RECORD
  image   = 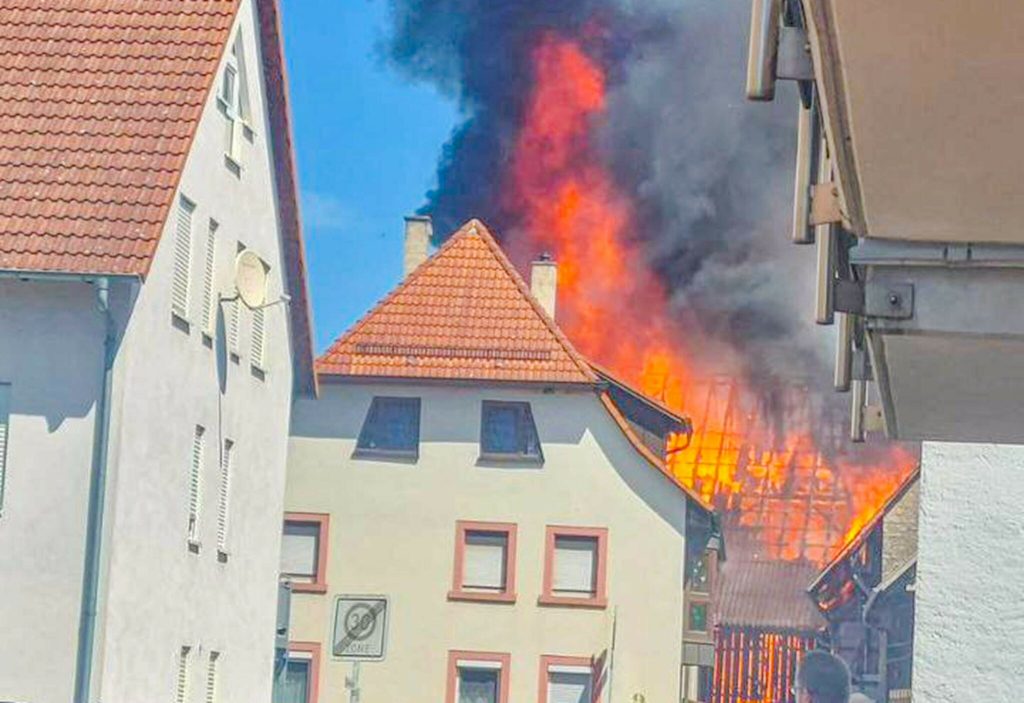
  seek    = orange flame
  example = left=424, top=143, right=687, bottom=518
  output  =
left=504, top=33, right=916, bottom=564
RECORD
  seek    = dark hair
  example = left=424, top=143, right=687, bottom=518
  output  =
left=797, top=650, right=851, bottom=703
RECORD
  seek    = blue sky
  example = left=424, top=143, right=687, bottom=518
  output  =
left=280, top=1, right=459, bottom=351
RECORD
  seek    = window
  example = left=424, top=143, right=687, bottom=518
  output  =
left=281, top=513, right=329, bottom=593
left=219, top=34, right=251, bottom=166
left=251, top=305, right=266, bottom=370
left=175, top=646, right=191, bottom=703
left=216, top=439, right=233, bottom=556
left=480, top=401, right=541, bottom=460
left=274, top=642, right=320, bottom=703
left=540, top=527, right=608, bottom=608
left=205, top=651, right=220, bottom=703
left=687, top=601, right=709, bottom=633
left=682, top=664, right=713, bottom=703
left=540, top=656, right=600, bottom=703
left=0, top=383, right=10, bottom=513
left=228, top=243, right=243, bottom=358
left=355, top=397, right=421, bottom=457
left=449, top=521, right=517, bottom=603
left=201, top=220, right=219, bottom=337
left=445, top=651, right=510, bottom=703
left=172, top=196, right=195, bottom=321
left=691, top=552, right=711, bottom=594
left=188, top=426, right=205, bottom=546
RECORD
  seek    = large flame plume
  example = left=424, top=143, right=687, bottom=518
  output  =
left=503, top=33, right=916, bottom=563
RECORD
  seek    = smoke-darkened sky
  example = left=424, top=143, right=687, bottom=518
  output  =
left=384, top=0, right=835, bottom=384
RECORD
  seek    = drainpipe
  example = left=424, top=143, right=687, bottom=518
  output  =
left=73, top=276, right=117, bottom=703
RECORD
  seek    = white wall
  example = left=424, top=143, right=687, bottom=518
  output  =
left=95, top=1, right=297, bottom=701
left=287, top=382, right=691, bottom=703
left=0, top=279, right=108, bottom=703
left=913, top=441, right=1024, bottom=703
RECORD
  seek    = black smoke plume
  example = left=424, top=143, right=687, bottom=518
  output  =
left=384, top=0, right=832, bottom=387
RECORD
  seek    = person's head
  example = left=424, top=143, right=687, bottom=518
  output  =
left=795, top=650, right=851, bottom=703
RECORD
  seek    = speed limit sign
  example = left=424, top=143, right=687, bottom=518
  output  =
left=332, top=596, right=389, bottom=661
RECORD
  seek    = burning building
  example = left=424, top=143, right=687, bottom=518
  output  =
left=382, top=0, right=918, bottom=700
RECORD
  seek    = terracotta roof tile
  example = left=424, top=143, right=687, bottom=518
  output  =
left=318, top=219, right=598, bottom=385
left=0, top=0, right=237, bottom=275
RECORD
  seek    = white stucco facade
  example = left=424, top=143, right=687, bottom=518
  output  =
left=0, top=2, right=304, bottom=702
left=913, top=441, right=1024, bottom=703
left=286, top=381, right=697, bottom=703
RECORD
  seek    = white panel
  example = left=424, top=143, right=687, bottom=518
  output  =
left=172, top=197, right=194, bottom=319
left=281, top=522, right=318, bottom=578
left=463, top=532, right=506, bottom=590
left=200, top=220, right=218, bottom=334
left=548, top=671, right=591, bottom=703
left=0, top=383, right=9, bottom=511
left=228, top=297, right=240, bottom=354
left=188, top=426, right=205, bottom=541
left=553, top=536, right=597, bottom=594
left=216, top=440, right=233, bottom=552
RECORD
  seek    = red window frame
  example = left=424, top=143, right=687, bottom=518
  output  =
left=283, top=512, right=330, bottom=594
left=538, top=654, right=605, bottom=703
left=539, top=526, right=609, bottom=609
left=444, top=650, right=511, bottom=703
left=448, top=520, right=518, bottom=604
left=286, top=641, right=321, bottom=703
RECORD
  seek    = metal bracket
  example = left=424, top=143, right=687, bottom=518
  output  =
left=864, top=282, right=914, bottom=319
left=833, top=279, right=864, bottom=314
left=810, top=182, right=842, bottom=225
left=776, top=26, right=814, bottom=81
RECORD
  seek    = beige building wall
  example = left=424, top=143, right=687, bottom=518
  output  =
left=287, top=381, right=694, bottom=702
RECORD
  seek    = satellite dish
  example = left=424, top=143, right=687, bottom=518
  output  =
left=234, top=250, right=268, bottom=309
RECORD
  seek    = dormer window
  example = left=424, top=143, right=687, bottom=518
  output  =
left=479, top=401, right=542, bottom=462
left=355, top=397, right=421, bottom=458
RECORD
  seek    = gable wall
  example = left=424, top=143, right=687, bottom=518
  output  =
left=287, top=380, right=691, bottom=702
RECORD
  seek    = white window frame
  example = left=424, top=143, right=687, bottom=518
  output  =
left=250, top=298, right=267, bottom=372
left=219, top=33, right=251, bottom=166
left=172, top=196, right=196, bottom=322
left=188, top=426, right=205, bottom=547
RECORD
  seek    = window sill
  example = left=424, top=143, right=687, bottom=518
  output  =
left=289, top=582, right=328, bottom=594
left=217, top=550, right=229, bottom=564
left=251, top=364, right=266, bottom=382
left=187, top=539, right=201, bottom=554
left=229, top=351, right=241, bottom=365
left=172, top=312, right=191, bottom=333
left=448, top=589, right=517, bottom=604
left=352, top=448, right=419, bottom=463
left=202, top=332, right=214, bottom=348
left=477, top=453, right=544, bottom=468
left=537, top=594, right=607, bottom=610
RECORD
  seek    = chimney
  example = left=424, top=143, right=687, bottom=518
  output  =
left=530, top=253, right=557, bottom=319
left=403, top=215, right=432, bottom=276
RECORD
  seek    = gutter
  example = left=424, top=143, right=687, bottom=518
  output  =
left=1, top=271, right=122, bottom=703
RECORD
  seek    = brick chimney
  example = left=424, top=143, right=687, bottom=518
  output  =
left=530, top=253, right=557, bottom=319
left=403, top=215, right=432, bottom=276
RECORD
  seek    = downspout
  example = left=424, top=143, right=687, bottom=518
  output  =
left=73, top=276, right=116, bottom=703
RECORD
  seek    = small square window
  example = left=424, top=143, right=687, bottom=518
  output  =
left=480, top=401, right=541, bottom=461
left=356, top=397, right=421, bottom=457
left=540, top=527, right=608, bottom=609
left=446, top=651, right=509, bottom=703
left=687, top=601, right=709, bottom=633
left=449, top=521, right=517, bottom=603
left=281, top=514, right=329, bottom=594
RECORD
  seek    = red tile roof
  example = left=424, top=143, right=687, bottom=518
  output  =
left=0, top=0, right=237, bottom=274
left=714, top=557, right=825, bottom=632
left=318, top=219, right=598, bottom=385
left=0, top=0, right=315, bottom=392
